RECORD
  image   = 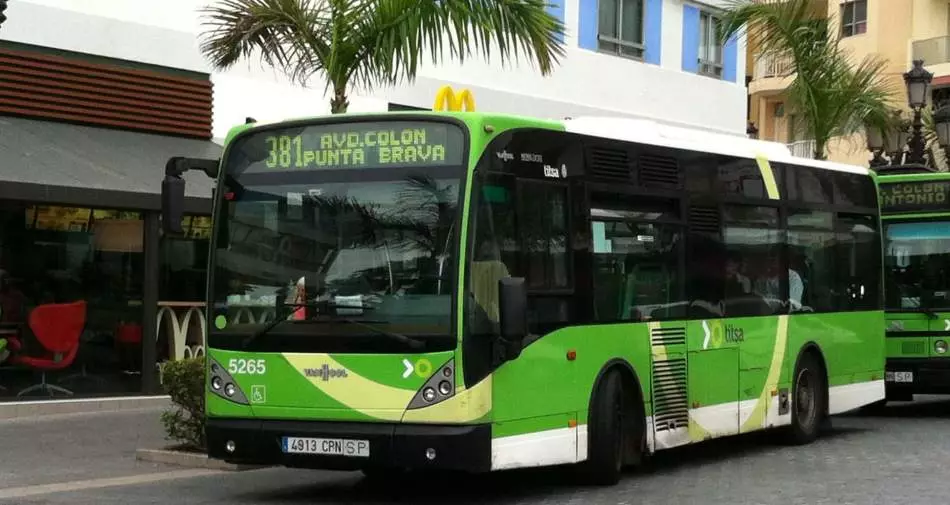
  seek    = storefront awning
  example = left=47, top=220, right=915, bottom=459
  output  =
left=0, top=116, right=222, bottom=213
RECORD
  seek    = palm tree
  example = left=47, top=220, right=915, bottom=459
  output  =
left=199, top=0, right=566, bottom=113
left=720, top=0, right=895, bottom=160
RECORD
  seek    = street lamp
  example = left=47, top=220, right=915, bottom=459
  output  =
left=864, top=121, right=887, bottom=168
left=866, top=60, right=939, bottom=173
left=932, top=104, right=950, bottom=154
left=903, top=59, right=933, bottom=165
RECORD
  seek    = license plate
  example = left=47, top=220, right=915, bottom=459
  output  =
left=886, top=371, right=914, bottom=383
left=281, top=436, right=370, bottom=457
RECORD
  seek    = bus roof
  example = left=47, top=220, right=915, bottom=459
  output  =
left=562, top=116, right=870, bottom=176
left=875, top=170, right=950, bottom=183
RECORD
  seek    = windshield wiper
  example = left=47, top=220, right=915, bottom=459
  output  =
left=241, top=302, right=300, bottom=348
left=329, top=317, right=424, bottom=350
left=240, top=303, right=425, bottom=350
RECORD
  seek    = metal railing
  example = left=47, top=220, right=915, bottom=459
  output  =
left=787, top=139, right=817, bottom=158
left=912, top=36, right=950, bottom=66
left=752, top=52, right=794, bottom=80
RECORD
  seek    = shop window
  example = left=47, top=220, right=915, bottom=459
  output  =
left=160, top=215, right=211, bottom=303
left=0, top=202, right=149, bottom=400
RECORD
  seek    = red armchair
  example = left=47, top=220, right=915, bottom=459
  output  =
left=9, top=301, right=87, bottom=398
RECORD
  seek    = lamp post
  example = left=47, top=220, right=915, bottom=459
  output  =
left=866, top=60, right=942, bottom=173
left=904, top=59, right=933, bottom=165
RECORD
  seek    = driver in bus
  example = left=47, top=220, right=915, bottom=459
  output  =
left=470, top=239, right=510, bottom=328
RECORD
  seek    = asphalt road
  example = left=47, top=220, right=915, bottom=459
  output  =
left=5, top=398, right=950, bottom=505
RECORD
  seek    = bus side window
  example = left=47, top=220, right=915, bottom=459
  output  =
left=590, top=219, right=685, bottom=322
left=721, top=205, right=785, bottom=317
left=835, top=213, right=881, bottom=311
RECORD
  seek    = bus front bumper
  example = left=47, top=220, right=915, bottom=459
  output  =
left=206, top=418, right=492, bottom=472
left=886, top=358, right=950, bottom=395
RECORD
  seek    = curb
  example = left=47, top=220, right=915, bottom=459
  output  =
left=0, top=395, right=172, bottom=420
left=135, top=448, right=269, bottom=472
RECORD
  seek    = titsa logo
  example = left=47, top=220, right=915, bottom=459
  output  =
left=724, top=324, right=745, bottom=343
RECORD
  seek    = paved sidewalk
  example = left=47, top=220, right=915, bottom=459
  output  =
left=0, top=408, right=177, bottom=489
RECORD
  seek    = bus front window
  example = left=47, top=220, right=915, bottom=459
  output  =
left=208, top=120, right=466, bottom=352
left=884, top=220, right=950, bottom=311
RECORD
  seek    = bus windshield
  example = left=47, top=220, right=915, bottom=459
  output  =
left=208, top=119, right=466, bottom=351
left=884, top=220, right=950, bottom=311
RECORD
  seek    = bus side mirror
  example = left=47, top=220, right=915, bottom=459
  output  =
left=162, top=175, right=185, bottom=234
left=499, top=277, right=528, bottom=344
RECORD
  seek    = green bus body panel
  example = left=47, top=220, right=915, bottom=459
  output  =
left=204, top=110, right=885, bottom=462
left=884, top=312, right=950, bottom=359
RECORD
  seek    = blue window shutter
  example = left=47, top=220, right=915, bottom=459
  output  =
left=723, top=33, right=738, bottom=82
left=578, top=0, right=598, bottom=50
left=547, top=0, right=566, bottom=43
left=644, top=0, right=663, bottom=64
left=682, top=5, right=700, bottom=72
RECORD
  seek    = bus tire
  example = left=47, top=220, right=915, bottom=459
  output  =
left=579, top=369, right=627, bottom=485
left=784, top=351, right=826, bottom=445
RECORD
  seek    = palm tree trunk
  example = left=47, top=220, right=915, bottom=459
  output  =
left=330, top=86, right=349, bottom=114
left=813, top=139, right=827, bottom=161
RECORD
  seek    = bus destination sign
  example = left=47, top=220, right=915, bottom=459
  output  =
left=880, top=180, right=950, bottom=212
left=241, top=121, right=464, bottom=172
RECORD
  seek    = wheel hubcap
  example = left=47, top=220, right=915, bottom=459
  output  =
left=796, top=368, right=815, bottom=426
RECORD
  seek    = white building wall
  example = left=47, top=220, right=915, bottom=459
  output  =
left=0, top=0, right=748, bottom=139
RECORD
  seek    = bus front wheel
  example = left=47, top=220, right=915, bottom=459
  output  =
left=579, top=369, right=635, bottom=485
left=783, top=351, right=827, bottom=445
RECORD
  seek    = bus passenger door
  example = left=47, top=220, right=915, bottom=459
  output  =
left=686, top=315, right=740, bottom=442
left=684, top=207, right=740, bottom=443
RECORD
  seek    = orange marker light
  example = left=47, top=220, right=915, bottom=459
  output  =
left=566, top=350, right=577, bottom=361
left=568, top=419, right=577, bottom=428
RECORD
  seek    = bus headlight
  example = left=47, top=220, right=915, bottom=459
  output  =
left=438, top=381, right=452, bottom=396
left=406, top=358, right=456, bottom=410
left=207, top=357, right=249, bottom=405
left=936, top=340, right=948, bottom=354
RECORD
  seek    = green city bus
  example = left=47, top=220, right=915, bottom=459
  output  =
left=161, top=109, right=886, bottom=485
left=877, top=168, right=950, bottom=402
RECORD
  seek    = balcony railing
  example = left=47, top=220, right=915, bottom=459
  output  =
left=753, top=52, right=795, bottom=80
left=912, top=36, right=950, bottom=66
left=787, top=139, right=817, bottom=159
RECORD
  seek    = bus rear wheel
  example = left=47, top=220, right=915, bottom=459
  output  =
left=579, top=369, right=632, bottom=485
left=784, top=352, right=826, bottom=445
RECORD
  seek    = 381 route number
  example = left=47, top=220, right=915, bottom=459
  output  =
left=228, top=359, right=266, bottom=375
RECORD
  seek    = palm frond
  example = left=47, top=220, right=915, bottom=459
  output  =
left=365, top=0, right=566, bottom=87
left=199, top=0, right=329, bottom=86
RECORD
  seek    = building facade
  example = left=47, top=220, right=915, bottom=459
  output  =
left=0, top=0, right=748, bottom=402
left=748, top=0, right=950, bottom=167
